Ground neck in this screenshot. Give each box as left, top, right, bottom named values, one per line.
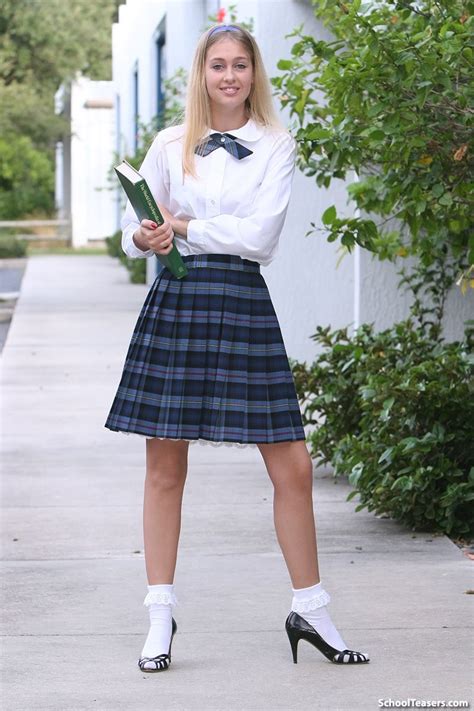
left=210, top=108, right=249, bottom=133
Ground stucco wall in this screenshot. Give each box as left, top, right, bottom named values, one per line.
left=70, top=77, right=116, bottom=246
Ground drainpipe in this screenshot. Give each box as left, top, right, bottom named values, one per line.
left=352, top=169, right=361, bottom=334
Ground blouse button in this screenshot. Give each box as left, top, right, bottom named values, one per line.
left=220, top=136, right=225, bottom=143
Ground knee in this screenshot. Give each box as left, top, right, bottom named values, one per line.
left=273, top=457, right=314, bottom=497
left=260, top=442, right=314, bottom=496
left=145, top=466, right=187, bottom=493
left=145, top=439, right=189, bottom=492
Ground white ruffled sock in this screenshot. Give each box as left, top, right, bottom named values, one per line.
left=291, top=581, right=348, bottom=652
left=140, top=583, right=178, bottom=666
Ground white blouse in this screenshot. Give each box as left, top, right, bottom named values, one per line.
left=121, top=117, right=297, bottom=267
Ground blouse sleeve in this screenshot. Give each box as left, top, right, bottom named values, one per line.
left=120, top=133, right=170, bottom=259
left=186, top=132, right=297, bottom=266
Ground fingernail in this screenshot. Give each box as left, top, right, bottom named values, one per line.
left=150, top=222, right=158, bottom=229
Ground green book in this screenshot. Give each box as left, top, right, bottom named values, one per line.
left=114, top=159, right=188, bottom=279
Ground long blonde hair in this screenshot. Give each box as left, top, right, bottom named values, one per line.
left=181, top=24, right=283, bottom=179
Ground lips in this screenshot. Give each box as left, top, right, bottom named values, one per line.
left=220, top=87, right=239, bottom=95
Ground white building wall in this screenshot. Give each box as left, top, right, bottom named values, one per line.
left=69, top=76, right=117, bottom=246
left=54, top=141, right=64, bottom=216
left=251, top=0, right=357, bottom=363
left=358, top=248, right=473, bottom=340
left=112, top=0, right=216, bottom=158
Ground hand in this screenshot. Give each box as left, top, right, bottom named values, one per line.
left=133, top=217, right=174, bottom=255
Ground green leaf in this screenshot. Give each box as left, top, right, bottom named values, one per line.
left=308, top=127, right=332, bottom=140
left=391, top=476, right=410, bottom=491
left=346, top=490, right=359, bottom=501
left=378, top=447, right=394, bottom=465
left=322, top=205, right=337, bottom=225
left=439, top=193, right=453, bottom=206
left=277, top=59, right=293, bottom=70
left=367, top=129, right=386, bottom=141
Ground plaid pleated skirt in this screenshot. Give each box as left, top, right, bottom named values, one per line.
left=104, top=253, right=306, bottom=448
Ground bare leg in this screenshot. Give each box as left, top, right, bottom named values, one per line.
left=257, top=440, right=320, bottom=588
left=143, top=438, right=190, bottom=584
left=257, top=440, right=370, bottom=661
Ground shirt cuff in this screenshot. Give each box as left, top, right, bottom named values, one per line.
left=186, top=219, right=206, bottom=250
left=122, top=225, right=154, bottom=258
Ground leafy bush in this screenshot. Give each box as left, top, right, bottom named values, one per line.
left=272, top=0, right=473, bottom=281
left=105, top=230, right=146, bottom=284
left=293, top=321, right=474, bottom=536
left=127, top=258, right=147, bottom=284
left=0, top=134, right=54, bottom=218
left=105, top=231, right=123, bottom=259
left=0, top=235, right=27, bottom=258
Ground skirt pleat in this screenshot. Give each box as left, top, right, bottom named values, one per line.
left=104, top=253, right=306, bottom=447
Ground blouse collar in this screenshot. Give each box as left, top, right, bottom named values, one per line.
left=206, top=117, right=265, bottom=142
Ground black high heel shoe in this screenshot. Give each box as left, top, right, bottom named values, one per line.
left=285, top=611, right=370, bottom=664
left=138, top=617, right=177, bottom=672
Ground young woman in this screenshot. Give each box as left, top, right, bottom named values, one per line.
left=105, top=23, right=370, bottom=672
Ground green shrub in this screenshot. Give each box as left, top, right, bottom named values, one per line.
left=293, top=321, right=474, bottom=537
left=0, top=134, right=54, bottom=219
left=0, top=235, right=27, bottom=258
left=126, top=258, right=146, bottom=284
left=105, top=230, right=146, bottom=284
left=272, top=0, right=473, bottom=273
left=105, top=231, right=122, bottom=259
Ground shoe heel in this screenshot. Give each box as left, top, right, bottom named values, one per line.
left=286, top=627, right=300, bottom=664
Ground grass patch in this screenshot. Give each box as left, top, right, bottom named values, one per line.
left=27, top=246, right=108, bottom=256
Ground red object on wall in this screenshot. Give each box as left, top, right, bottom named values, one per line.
left=217, top=8, right=226, bottom=23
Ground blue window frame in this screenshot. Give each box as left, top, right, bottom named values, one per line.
left=154, top=19, right=167, bottom=279
left=155, top=18, right=166, bottom=126
left=133, top=63, right=139, bottom=152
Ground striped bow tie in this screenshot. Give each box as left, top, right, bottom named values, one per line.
left=195, top=132, right=253, bottom=160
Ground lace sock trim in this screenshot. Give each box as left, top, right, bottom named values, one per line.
left=291, top=588, right=331, bottom=613
left=143, top=591, right=179, bottom=607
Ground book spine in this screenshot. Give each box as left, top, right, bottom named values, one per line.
left=134, top=183, right=188, bottom=279
left=136, top=182, right=164, bottom=225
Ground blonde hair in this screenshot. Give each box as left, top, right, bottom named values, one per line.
left=181, top=24, right=283, bottom=179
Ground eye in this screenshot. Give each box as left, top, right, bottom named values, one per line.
left=210, top=63, right=248, bottom=71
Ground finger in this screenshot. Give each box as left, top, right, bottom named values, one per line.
left=154, top=221, right=171, bottom=236
left=141, top=219, right=157, bottom=230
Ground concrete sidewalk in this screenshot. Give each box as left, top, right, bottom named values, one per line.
left=1, top=255, right=472, bottom=711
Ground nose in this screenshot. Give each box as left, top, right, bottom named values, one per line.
left=223, top=66, right=236, bottom=82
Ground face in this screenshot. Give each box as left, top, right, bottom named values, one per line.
left=204, top=37, right=254, bottom=112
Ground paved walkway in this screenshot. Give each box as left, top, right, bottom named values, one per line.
left=1, top=255, right=472, bottom=711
